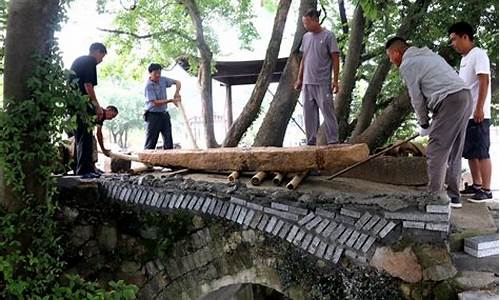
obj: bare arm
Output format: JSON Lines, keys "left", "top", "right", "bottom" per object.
{"left": 474, "top": 74, "right": 489, "bottom": 123}
{"left": 96, "top": 125, "right": 110, "bottom": 156}
{"left": 294, "top": 56, "right": 305, "bottom": 91}
{"left": 331, "top": 52, "right": 340, "bottom": 93}
{"left": 84, "top": 83, "right": 103, "bottom": 119}
{"left": 173, "top": 80, "right": 181, "bottom": 98}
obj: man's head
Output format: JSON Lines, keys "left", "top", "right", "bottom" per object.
{"left": 148, "top": 63, "right": 162, "bottom": 81}
{"left": 448, "top": 22, "right": 475, "bottom": 55}
{"left": 103, "top": 105, "right": 118, "bottom": 120}
{"left": 385, "top": 37, "right": 410, "bottom": 67}
{"left": 302, "top": 9, "right": 321, "bottom": 32}
{"left": 89, "top": 42, "right": 107, "bottom": 64}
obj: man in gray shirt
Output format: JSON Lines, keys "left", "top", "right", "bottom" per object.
{"left": 386, "top": 37, "right": 472, "bottom": 208}
{"left": 294, "top": 9, "right": 340, "bottom": 145}
{"left": 144, "top": 63, "right": 182, "bottom": 150}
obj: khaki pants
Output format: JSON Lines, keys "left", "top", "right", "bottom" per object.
{"left": 427, "top": 89, "right": 472, "bottom": 199}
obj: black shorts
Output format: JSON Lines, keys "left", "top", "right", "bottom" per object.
{"left": 462, "top": 119, "right": 490, "bottom": 159}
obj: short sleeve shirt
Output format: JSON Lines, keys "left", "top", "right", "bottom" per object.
{"left": 300, "top": 29, "right": 340, "bottom": 85}
{"left": 144, "top": 76, "right": 176, "bottom": 112}
{"left": 459, "top": 47, "right": 491, "bottom": 119}
{"left": 70, "top": 55, "right": 98, "bottom": 95}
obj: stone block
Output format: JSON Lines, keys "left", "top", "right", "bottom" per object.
{"left": 458, "top": 290, "right": 498, "bottom": 300}
{"left": 279, "top": 222, "right": 292, "bottom": 239}
{"left": 298, "top": 213, "right": 316, "bottom": 226}
{"left": 330, "top": 224, "right": 346, "bottom": 241}
{"left": 362, "top": 215, "right": 381, "bottom": 231}
{"left": 208, "top": 198, "right": 217, "bottom": 214}
{"left": 236, "top": 207, "right": 248, "bottom": 224}
{"left": 372, "top": 218, "right": 388, "bottom": 235}
{"left": 247, "top": 202, "right": 264, "bottom": 211}
{"left": 230, "top": 196, "right": 247, "bottom": 206}
{"left": 315, "top": 241, "right": 328, "bottom": 258}
{"left": 272, "top": 220, "right": 285, "bottom": 236}
{"left": 338, "top": 227, "right": 354, "bottom": 245}
{"left": 305, "top": 216, "right": 323, "bottom": 231}
{"left": 353, "top": 233, "right": 368, "bottom": 250}
{"left": 265, "top": 216, "right": 278, "bottom": 233}
{"left": 308, "top": 236, "right": 321, "bottom": 254}
{"left": 219, "top": 202, "right": 229, "bottom": 217}
{"left": 315, "top": 208, "right": 336, "bottom": 219}
{"left": 324, "top": 245, "right": 335, "bottom": 260}
{"left": 161, "top": 194, "right": 172, "bottom": 208}
{"left": 249, "top": 211, "right": 263, "bottom": 229}
{"left": 322, "top": 222, "right": 338, "bottom": 238}
{"left": 315, "top": 219, "right": 331, "bottom": 235}
{"left": 464, "top": 246, "right": 499, "bottom": 258}
{"left": 426, "top": 204, "right": 450, "bottom": 214}
{"left": 369, "top": 246, "right": 422, "bottom": 283}
{"left": 335, "top": 215, "right": 356, "bottom": 226}
{"left": 286, "top": 225, "right": 300, "bottom": 243}
{"left": 168, "top": 194, "right": 178, "bottom": 208}
{"left": 346, "top": 230, "right": 360, "bottom": 248}
{"left": 292, "top": 229, "right": 306, "bottom": 246}
{"left": 464, "top": 234, "right": 499, "bottom": 250}
{"left": 384, "top": 210, "right": 449, "bottom": 222}
{"left": 225, "top": 203, "right": 235, "bottom": 219}
{"left": 379, "top": 221, "right": 397, "bottom": 238}
{"left": 340, "top": 208, "right": 361, "bottom": 218}
{"left": 332, "top": 246, "right": 344, "bottom": 263}
{"left": 243, "top": 209, "right": 256, "bottom": 226}
{"left": 301, "top": 234, "right": 314, "bottom": 251}
{"left": 263, "top": 207, "right": 299, "bottom": 221}
{"left": 288, "top": 205, "right": 309, "bottom": 215}
{"left": 230, "top": 204, "right": 241, "bottom": 221}
{"left": 180, "top": 194, "right": 191, "bottom": 209}
{"left": 361, "top": 236, "right": 376, "bottom": 253}
{"left": 271, "top": 202, "right": 288, "bottom": 211}
{"left": 425, "top": 222, "right": 449, "bottom": 232}
{"left": 175, "top": 194, "right": 185, "bottom": 208}
{"left": 355, "top": 212, "right": 372, "bottom": 229}
{"left": 403, "top": 221, "right": 426, "bottom": 229}
{"left": 257, "top": 214, "right": 270, "bottom": 231}
{"left": 213, "top": 200, "right": 223, "bottom": 216}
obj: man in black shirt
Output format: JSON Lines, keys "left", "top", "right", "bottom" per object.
{"left": 70, "top": 42, "right": 107, "bottom": 178}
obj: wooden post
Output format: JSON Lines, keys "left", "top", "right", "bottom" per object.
{"left": 225, "top": 84, "right": 233, "bottom": 132}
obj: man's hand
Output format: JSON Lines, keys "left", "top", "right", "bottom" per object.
{"left": 294, "top": 79, "right": 302, "bottom": 91}
{"left": 102, "top": 149, "right": 111, "bottom": 157}
{"left": 473, "top": 107, "right": 485, "bottom": 123}
{"left": 331, "top": 81, "right": 340, "bottom": 94}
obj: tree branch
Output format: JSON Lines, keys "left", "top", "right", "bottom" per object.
{"left": 97, "top": 27, "right": 195, "bottom": 42}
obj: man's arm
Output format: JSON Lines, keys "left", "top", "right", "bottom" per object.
{"left": 294, "top": 56, "right": 305, "bottom": 91}
{"left": 331, "top": 52, "right": 340, "bottom": 93}
{"left": 474, "top": 74, "right": 489, "bottom": 123}
{"left": 84, "top": 83, "right": 103, "bottom": 119}
{"left": 400, "top": 65, "right": 430, "bottom": 126}
{"left": 96, "top": 125, "right": 110, "bottom": 156}
{"left": 173, "top": 80, "right": 181, "bottom": 98}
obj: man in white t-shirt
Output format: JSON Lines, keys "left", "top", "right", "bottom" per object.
{"left": 449, "top": 22, "right": 493, "bottom": 201}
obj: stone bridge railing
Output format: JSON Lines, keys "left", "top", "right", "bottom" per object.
{"left": 99, "top": 174, "right": 451, "bottom": 268}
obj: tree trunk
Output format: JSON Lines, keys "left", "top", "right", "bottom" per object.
{"left": 252, "top": 0, "right": 317, "bottom": 147}
{"left": 222, "top": 0, "right": 292, "bottom": 147}
{"left": 181, "top": 0, "right": 218, "bottom": 148}
{"left": 350, "top": 0, "right": 431, "bottom": 139}
{"left": 350, "top": 92, "right": 412, "bottom": 150}
{"left": 2, "top": 0, "right": 60, "bottom": 211}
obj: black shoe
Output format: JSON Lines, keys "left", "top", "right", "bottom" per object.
{"left": 450, "top": 197, "right": 462, "bottom": 208}
{"left": 81, "top": 172, "right": 101, "bottom": 179}
{"left": 468, "top": 189, "right": 493, "bottom": 203}
{"left": 460, "top": 183, "right": 482, "bottom": 195}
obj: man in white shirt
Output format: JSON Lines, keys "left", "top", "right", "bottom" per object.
{"left": 449, "top": 22, "right": 493, "bottom": 202}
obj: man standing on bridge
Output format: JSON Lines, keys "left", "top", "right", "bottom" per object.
{"left": 144, "top": 63, "right": 182, "bottom": 150}
{"left": 385, "top": 37, "right": 472, "bottom": 208}
{"left": 294, "top": 8, "right": 341, "bottom": 145}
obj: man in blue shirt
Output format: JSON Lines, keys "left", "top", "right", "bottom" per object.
{"left": 144, "top": 63, "right": 182, "bottom": 149}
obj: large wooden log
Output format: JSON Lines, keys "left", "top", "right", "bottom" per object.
{"left": 137, "top": 144, "right": 369, "bottom": 172}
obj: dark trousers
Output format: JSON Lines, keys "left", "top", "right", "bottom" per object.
{"left": 144, "top": 111, "right": 173, "bottom": 150}
{"left": 74, "top": 114, "right": 94, "bottom": 175}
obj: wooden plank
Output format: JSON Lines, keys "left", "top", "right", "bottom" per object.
{"left": 137, "top": 144, "right": 369, "bottom": 172}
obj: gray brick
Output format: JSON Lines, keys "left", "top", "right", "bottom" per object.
{"left": 340, "top": 208, "right": 361, "bottom": 218}
{"left": 219, "top": 202, "right": 229, "bottom": 217}
{"left": 332, "top": 246, "right": 344, "bottom": 263}
{"left": 384, "top": 210, "right": 449, "bottom": 222}
{"left": 213, "top": 200, "right": 223, "bottom": 216}
{"left": 345, "top": 249, "right": 357, "bottom": 260}
{"left": 124, "top": 189, "right": 132, "bottom": 202}
{"left": 202, "top": 198, "right": 213, "bottom": 214}
{"left": 330, "top": 224, "right": 346, "bottom": 241}
{"left": 231, "top": 204, "right": 242, "bottom": 221}
{"left": 271, "top": 202, "right": 288, "bottom": 211}
{"left": 168, "top": 194, "right": 178, "bottom": 208}
{"left": 118, "top": 188, "right": 127, "bottom": 201}
{"left": 161, "top": 194, "right": 172, "bottom": 208}
{"left": 315, "top": 208, "right": 336, "bottom": 219}
{"left": 279, "top": 222, "right": 292, "bottom": 239}
{"left": 272, "top": 219, "right": 285, "bottom": 236}
{"left": 257, "top": 214, "right": 270, "bottom": 231}
{"left": 346, "top": 230, "right": 361, "bottom": 248}
{"left": 298, "top": 213, "right": 316, "bottom": 226}
{"left": 249, "top": 211, "right": 263, "bottom": 229}
{"left": 324, "top": 245, "right": 335, "bottom": 260}
{"left": 403, "top": 221, "right": 425, "bottom": 229}
{"left": 308, "top": 236, "right": 321, "bottom": 254}
{"left": 322, "top": 222, "right": 338, "bottom": 238}
{"left": 293, "top": 229, "right": 306, "bottom": 246}
{"left": 464, "top": 246, "right": 499, "bottom": 258}
{"left": 151, "top": 192, "right": 161, "bottom": 207}
{"left": 315, "top": 219, "right": 331, "bottom": 235}
{"left": 371, "top": 218, "right": 388, "bottom": 235}
{"left": 225, "top": 203, "right": 236, "bottom": 219}
{"left": 355, "top": 212, "right": 372, "bottom": 229}
{"left": 286, "top": 225, "right": 300, "bottom": 243}
{"left": 361, "top": 236, "right": 376, "bottom": 253}
{"left": 426, "top": 204, "right": 450, "bottom": 214}
{"left": 379, "top": 221, "right": 397, "bottom": 238}
{"left": 188, "top": 195, "right": 199, "bottom": 210}
{"left": 305, "top": 216, "right": 323, "bottom": 231}
{"left": 236, "top": 207, "right": 248, "bottom": 224}
{"left": 134, "top": 188, "right": 144, "bottom": 203}
{"left": 230, "top": 196, "right": 247, "bottom": 206}
{"left": 315, "top": 241, "right": 328, "bottom": 258}
{"left": 174, "top": 194, "right": 185, "bottom": 208}
{"left": 338, "top": 227, "right": 354, "bottom": 245}
{"left": 425, "top": 222, "right": 449, "bottom": 232}
{"left": 464, "top": 234, "right": 499, "bottom": 250}
{"left": 263, "top": 207, "right": 299, "bottom": 221}
{"left": 208, "top": 198, "right": 218, "bottom": 215}
{"left": 353, "top": 233, "right": 368, "bottom": 250}
{"left": 180, "top": 194, "right": 191, "bottom": 209}
{"left": 288, "top": 206, "right": 309, "bottom": 215}
{"left": 194, "top": 196, "right": 206, "bottom": 211}
{"left": 139, "top": 189, "right": 149, "bottom": 204}
{"left": 110, "top": 185, "right": 119, "bottom": 199}
{"left": 247, "top": 202, "right": 264, "bottom": 211}
{"left": 156, "top": 194, "right": 166, "bottom": 208}
{"left": 128, "top": 188, "right": 138, "bottom": 202}
{"left": 363, "top": 215, "right": 381, "bottom": 231}
{"left": 265, "top": 216, "right": 278, "bottom": 233}
{"left": 335, "top": 214, "right": 357, "bottom": 226}
{"left": 243, "top": 209, "right": 256, "bottom": 226}
{"left": 301, "top": 234, "right": 314, "bottom": 250}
